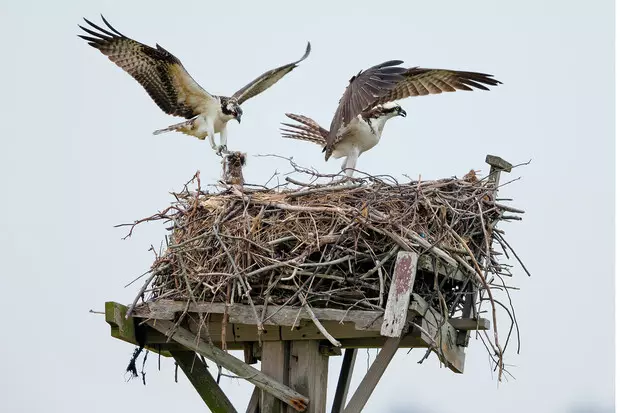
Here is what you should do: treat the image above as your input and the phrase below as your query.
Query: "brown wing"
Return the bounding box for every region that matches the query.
[232,42,311,105]
[372,67,502,105]
[78,15,216,119]
[326,60,407,152]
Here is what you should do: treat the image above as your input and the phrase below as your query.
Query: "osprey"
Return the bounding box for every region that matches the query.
[78,15,311,155]
[281,61,501,176]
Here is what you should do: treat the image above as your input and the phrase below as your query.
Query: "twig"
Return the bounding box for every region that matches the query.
[301,296,341,347]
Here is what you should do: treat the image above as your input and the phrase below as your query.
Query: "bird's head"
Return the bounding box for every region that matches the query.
[222,98,243,123]
[379,102,407,118]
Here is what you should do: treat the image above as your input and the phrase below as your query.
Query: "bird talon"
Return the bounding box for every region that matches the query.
[216,145,229,156]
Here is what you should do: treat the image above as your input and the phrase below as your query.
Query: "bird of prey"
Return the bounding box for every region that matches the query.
[78,15,311,155]
[281,60,501,176]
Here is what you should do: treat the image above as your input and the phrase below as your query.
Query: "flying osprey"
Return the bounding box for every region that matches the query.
[281,60,501,176]
[78,15,311,155]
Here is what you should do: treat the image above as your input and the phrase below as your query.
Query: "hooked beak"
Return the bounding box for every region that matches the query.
[398,108,407,117]
[235,113,242,124]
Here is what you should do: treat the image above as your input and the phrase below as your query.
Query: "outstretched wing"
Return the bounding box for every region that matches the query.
[280,113,328,146]
[372,67,502,106]
[326,60,407,151]
[78,15,216,119]
[232,42,311,105]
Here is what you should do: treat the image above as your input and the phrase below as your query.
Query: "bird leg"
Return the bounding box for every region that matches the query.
[217,126,229,155]
[341,149,360,177]
[204,121,227,157]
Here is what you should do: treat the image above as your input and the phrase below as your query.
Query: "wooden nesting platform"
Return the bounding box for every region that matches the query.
[106,251,491,413]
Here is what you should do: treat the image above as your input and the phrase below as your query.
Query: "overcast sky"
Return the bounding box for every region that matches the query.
[0,0,614,412]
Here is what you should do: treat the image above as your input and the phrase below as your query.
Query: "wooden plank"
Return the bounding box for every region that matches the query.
[410,294,466,373]
[186,314,235,344]
[233,323,280,342]
[336,336,425,349]
[342,337,401,413]
[331,349,357,413]
[286,341,329,413]
[448,318,490,331]
[105,301,174,356]
[281,320,378,341]
[171,350,238,413]
[133,301,385,332]
[261,341,290,413]
[381,252,419,337]
[147,320,309,412]
[246,387,260,413]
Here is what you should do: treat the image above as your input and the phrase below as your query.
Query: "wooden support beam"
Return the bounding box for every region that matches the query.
[171,350,238,413]
[105,301,175,356]
[448,318,490,331]
[381,251,419,337]
[331,349,357,413]
[342,337,401,413]
[246,387,260,413]
[410,294,466,373]
[146,320,309,412]
[286,341,329,413]
[261,341,290,413]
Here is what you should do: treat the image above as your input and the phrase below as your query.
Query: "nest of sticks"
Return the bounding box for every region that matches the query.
[121,157,528,379]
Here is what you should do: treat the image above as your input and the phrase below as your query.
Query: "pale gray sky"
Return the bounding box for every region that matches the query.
[0,0,614,412]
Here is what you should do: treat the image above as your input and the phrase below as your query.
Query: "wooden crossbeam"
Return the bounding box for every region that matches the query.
[448,318,490,331]
[147,320,310,412]
[105,301,175,356]
[171,350,238,413]
[342,337,401,413]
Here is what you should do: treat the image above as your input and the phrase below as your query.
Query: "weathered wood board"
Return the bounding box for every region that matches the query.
[381,251,419,337]
[410,293,466,373]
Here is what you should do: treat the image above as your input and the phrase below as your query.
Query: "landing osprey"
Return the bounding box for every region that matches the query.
[281,61,501,176]
[78,15,311,155]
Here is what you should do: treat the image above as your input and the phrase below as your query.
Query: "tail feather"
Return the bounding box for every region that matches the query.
[153,117,197,135]
[280,113,328,146]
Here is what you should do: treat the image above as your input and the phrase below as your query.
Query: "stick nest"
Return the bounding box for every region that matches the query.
[122,160,528,379]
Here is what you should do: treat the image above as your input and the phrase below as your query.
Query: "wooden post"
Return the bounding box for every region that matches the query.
[331,349,357,413]
[485,154,512,194]
[286,341,329,413]
[171,350,238,413]
[261,342,290,413]
[458,155,512,346]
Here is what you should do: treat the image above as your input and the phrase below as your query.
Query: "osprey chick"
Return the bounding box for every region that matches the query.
[79,15,311,155]
[281,61,501,176]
